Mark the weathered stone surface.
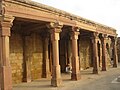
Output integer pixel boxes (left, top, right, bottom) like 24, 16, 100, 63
9, 32, 43, 84
106, 39, 112, 67
79, 38, 91, 70
10, 33, 24, 84
24, 33, 43, 80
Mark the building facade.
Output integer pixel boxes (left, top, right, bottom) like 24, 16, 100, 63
0, 0, 118, 90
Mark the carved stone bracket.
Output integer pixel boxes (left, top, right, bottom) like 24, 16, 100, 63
101, 34, 108, 44
70, 27, 80, 40
93, 32, 99, 38
91, 32, 99, 44
47, 22, 63, 41
111, 37, 117, 43
0, 15, 14, 36
47, 22, 63, 30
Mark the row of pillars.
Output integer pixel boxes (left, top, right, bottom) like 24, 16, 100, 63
92, 32, 118, 74
0, 15, 118, 90
47, 23, 118, 86
48, 23, 81, 86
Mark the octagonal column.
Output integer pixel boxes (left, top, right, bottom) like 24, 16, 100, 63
68, 40, 72, 66
0, 15, 14, 90
42, 33, 51, 78
70, 27, 81, 80
112, 37, 118, 67
92, 32, 99, 74
47, 22, 63, 87
23, 36, 31, 83
101, 34, 107, 71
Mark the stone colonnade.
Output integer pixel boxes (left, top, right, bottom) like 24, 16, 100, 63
0, 15, 118, 90
92, 32, 118, 74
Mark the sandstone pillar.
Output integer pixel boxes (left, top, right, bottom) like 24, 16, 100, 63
112, 37, 118, 67
71, 27, 81, 80
48, 22, 63, 87
101, 34, 107, 71
68, 40, 72, 66
92, 32, 99, 74
42, 33, 51, 78
0, 15, 14, 90
23, 36, 31, 82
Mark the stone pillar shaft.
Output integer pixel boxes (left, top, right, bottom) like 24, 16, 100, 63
92, 32, 99, 74
112, 38, 118, 67
23, 36, 31, 82
48, 22, 63, 87
68, 40, 72, 66
71, 28, 81, 80
0, 15, 14, 90
101, 35, 107, 71
43, 35, 51, 78
51, 32, 62, 86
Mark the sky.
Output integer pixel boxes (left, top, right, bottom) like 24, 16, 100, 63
32, 0, 120, 36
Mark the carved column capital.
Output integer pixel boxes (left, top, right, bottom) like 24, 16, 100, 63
101, 34, 108, 38
91, 32, 99, 44
101, 34, 108, 44
70, 27, 80, 40
0, 15, 14, 36
47, 22, 63, 33
93, 32, 99, 39
47, 22, 63, 41
111, 36, 117, 42
71, 26, 80, 32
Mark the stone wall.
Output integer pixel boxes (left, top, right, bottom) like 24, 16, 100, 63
59, 39, 67, 72
79, 37, 92, 70
25, 33, 43, 80
10, 33, 24, 84
10, 32, 43, 84
106, 39, 112, 67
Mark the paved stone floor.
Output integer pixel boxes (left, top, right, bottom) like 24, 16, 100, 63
13, 65, 120, 90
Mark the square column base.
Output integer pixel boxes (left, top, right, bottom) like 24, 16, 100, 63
0, 66, 12, 90
102, 67, 107, 71
51, 65, 62, 87
51, 78, 62, 87
93, 69, 99, 74
102, 56, 107, 71
71, 72, 81, 80
23, 78, 31, 83
113, 64, 117, 68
